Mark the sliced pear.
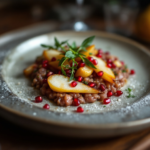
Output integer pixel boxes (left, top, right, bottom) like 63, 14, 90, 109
114, 60, 122, 67
75, 65, 93, 77
48, 74, 99, 93
24, 64, 37, 77
43, 50, 63, 61
92, 56, 115, 83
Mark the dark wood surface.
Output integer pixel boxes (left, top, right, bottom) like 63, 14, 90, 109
0, 6, 150, 150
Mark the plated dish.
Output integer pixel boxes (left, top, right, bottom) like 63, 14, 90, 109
24, 36, 135, 112
0, 26, 150, 138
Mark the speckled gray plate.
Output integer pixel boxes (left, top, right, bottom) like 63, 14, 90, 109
0, 22, 150, 138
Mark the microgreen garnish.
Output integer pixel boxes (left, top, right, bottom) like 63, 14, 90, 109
103, 106, 106, 108
41, 37, 68, 51
83, 81, 88, 85
49, 36, 96, 81
89, 52, 93, 55
114, 72, 118, 76
126, 88, 135, 98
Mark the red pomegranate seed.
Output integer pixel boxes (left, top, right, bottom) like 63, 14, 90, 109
73, 98, 80, 106
47, 71, 53, 77
42, 60, 48, 64
42, 63, 48, 68
77, 106, 84, 113
66, 69, 71, 74
111, 63, 116, 68
107, 91, 113, 97
43, 78, 47, 83
107, 63, 112, 68
88, 82, 95, 88
99, 84, 105, 91
58, 71, 62, 74
121, 61, 124, 65
130, 69, 135, 75
105, 51, 110, 55
88, 56, 94, 62
92, 59, 98, 65
77, 76, 83, 82
43, 104, 50, 109
103, 98, 111, 104
70, 81, 77, 87
96, 53, 102, 58
107, 59, 112, 64
79, 62, 85, 68
35, 96, 43, 103
51, 57, 56, 61
97, 71, 103, 77
98, 49, 103, 54
116, 90, 123, 96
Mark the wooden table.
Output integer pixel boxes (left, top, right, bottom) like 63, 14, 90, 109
0, 6, 150, 150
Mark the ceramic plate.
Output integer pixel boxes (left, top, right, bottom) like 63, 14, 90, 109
0, 22, 150, 138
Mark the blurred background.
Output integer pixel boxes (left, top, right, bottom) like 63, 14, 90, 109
0, 0, 150, 43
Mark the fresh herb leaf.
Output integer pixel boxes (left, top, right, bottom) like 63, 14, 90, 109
114, 72, 118, 76
71, 41, 77, 49
41, 44, 54, 49
84, 58, 96, 69
103, 106, 106, 108
89, 52, 93, 55
126, 88, 135, 98
54, 37, 60, 49
65, 51, 76, 59
80, 36, 95, 49
122, 70, 126, 73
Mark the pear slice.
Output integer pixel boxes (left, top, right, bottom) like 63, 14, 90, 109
92, 56, 115, 83
75, 65, 93, 77
43, 49, 63, 61
47, 74, 99, 93
24, 64, 37, 77
114, 60, 122, 67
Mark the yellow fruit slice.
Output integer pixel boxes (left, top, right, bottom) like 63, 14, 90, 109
75, 65, 93, 77
24, 64, 37, 77
92, 56, 115, 83
114, 60, 122, 67
43, 50, 63, 61
48, 74, 99, 93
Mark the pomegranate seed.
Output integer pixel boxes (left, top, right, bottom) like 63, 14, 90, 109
103, 98, 111, 104
130, 69, 135, 75
99, 84, 105, 91
73, 98, 80, 106
70, 81, 77, 87
58, 71, 62, 74
88, 56, 94, 62
77, 106, 84, 113
107, 91, 113, 97
51, 57, 56, 61
97, 71, 103, 77
105, 51, 110, 55
42, 63, 48, 68
35, 96, 43, 103
77, 76, 83, 82
107, 63, 112, 68
107, 59, 112, 64
98, 49, 103, 54
111, 63, 116, 68
92, 59, 98, 65
43, 104, 50, 109
47, 71, 53, 77
116, 90, 123, 96
88, 82, 95, 88
66, 69, 71, 74
121, 61, 124, 65
79, 62, 85, 68
96, 53, 102, 58
42, 60, 48, 64
43, 78, 47, 83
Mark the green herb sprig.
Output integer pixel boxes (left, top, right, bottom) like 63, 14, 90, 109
41, 36, 96, 81
126, 88, 135, 98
